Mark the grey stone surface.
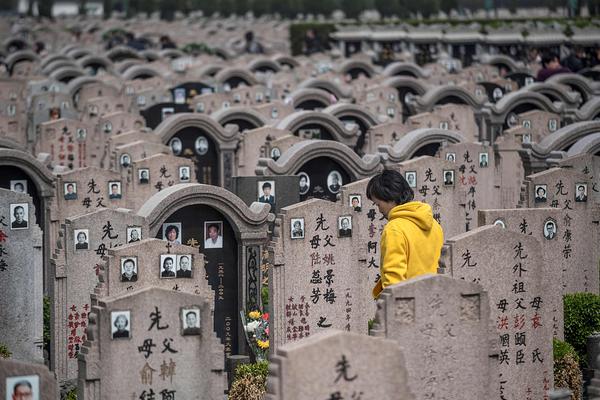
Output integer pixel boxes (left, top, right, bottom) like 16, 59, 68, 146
371, 274, 495, 400
588, 334, 600, 371
265, 330, 414, 400
0, 359, 58, 400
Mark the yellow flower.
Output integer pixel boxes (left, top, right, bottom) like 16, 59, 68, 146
257, 340, 269, 349
248, 310, 261, 320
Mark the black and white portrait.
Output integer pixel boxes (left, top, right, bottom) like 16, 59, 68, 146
195, 136, 208, 155
161, 107, 174, 121
493, 219, 506, 229
174, 88, 186, 104
137, 95, 146, 107
181, 308, 201, 335
88, 105, 98, 117
507, 112, 518, 128
522, 133, 531, 144
64, 182, 77, 200
162, 223, 182, 245
290, 218, 305, 239
76, 128, 87, 141
548, 119, 558, 132
445, 153, 456, 162
492, 88, 503, 101
338, 216, 352, 238
6, 375, 39, 400
350, 195, 362, 212
111, 311, 131, 339
298, 172, 310, 195
327, 171, 342, 194
575, 183, 588, 202
108, 181, 122, 200
405, 171, 417, 188
120, 257, 138, 282
160, 254, 176, 278
74, 229, 89, 250
138, 169, 150, 184
543, 220, 557, 240
522, 120, 531, 129
534, 185, 547, 203
10, 203, 28, 230
443, 170, 455, 186
10, 180, 27, 194
271, 108, 279, 119
179, 166, 191, 182
102, 122, 112, 134
258, 181, 275, 209
439, 121, 449, 130
196, 102, 205, 113
270, 147, 281, 161
204, 221, 223, 249
120, 153, 131, 168
479, 152, 489, 168
6, 103, 15, 117
176, 255, 193, 278
170, 137, 182, 156
127, 227, 142, 243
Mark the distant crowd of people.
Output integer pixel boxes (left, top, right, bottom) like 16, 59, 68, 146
536, 46, 600, 81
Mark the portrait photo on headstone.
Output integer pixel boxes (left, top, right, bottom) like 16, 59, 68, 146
548, 119, 558, 132
103, 121, 112, 134
257, 180, 275, 208
443, 169, 455, 186
179, 166, 191, 182
160, 254, 176, 278
478, 152, 489, 167
9, 203, 28, 230
111, 311, 131, 339
120, 256, 138, 282
64, 182, 77, 200
270, 146, 281, 161
74, 229, 89, 251
543, 219, 557, 240
575, 183, 588, 202
120, 153, 131, 168
522, 119, 531, 129
290, 217, 305, 239
127, 226, 142, 243
327, 170, 342, 194
522, 133, 531, 144
174, 88, 186, 104
534, 184, 547, 203
170, 137, 182, 156
176, 255, 193, 278
181, 307, 201, 335
445, 152, 456, 162
161, 107, 174, 121
349, 194, 362, 212
108, 181, 122, 200
9, 180, 27, 194
162, 222, 182, 245
338, 215, 352, 238
138, 169, 150, 184
195, 136, 208, 155
298, 172, 310, 195
5, 374, 39, 400
405, 171, 417, 188
76, 127, 86, 141
204, 221, 223, 249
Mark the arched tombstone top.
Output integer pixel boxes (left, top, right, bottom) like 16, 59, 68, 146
115, 59, 143, 74
77, 54, 114, 71
138, 183, 272, 241
382, 61, 428, 78
66, 76, 104, 99
289, 87, 334, 110
66, 47, 92, 59
153, 112, 239, 147
159, 48, 185, 59
547, 73, 598, 103
5, 49, 39, 73
338, 59, 377, 78
214, 67, 258, 87
525, 82, 582, 108
41, 59, 79, 75
413, 85, 486, 113
248, 58, 281, 73
297, 77, 352, 100
211, 106, 268, 128
0, 359, 57, 400
480, 54, 524, 73
60, 44, 80, 55
574, 96, 600, 122
0, 148, 55, 197
272, 54, 300, 69
40, 54, 71, 70
489, 90, 564, 123
255, 139, 382, 179
121, 64, 164, 81
323, 103, 382, 128
382, 76, 430, 95
104, 45, 142, 62
49, 66, 85, 83
0, 137, 26, 151
379, 128, 467, 163
139, 49, 161, 62
197, 63, 225, 78
566, 132, 600, 157
3, 37, 31, 52
526, 120, 600, 157
275, 110, 359, 144
212, 46, 232, 60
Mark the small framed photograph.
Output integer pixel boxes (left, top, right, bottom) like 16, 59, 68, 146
298, 172, 310, 195
162, 222, 182, 245
74, 229, 89, 251
127, 226, 142, 243
88, 105, 97, 117
271, 108, 279, 119
327, 170, 342, 194
405, 171, 417, 188
111, 311, 131, 339
349, 194, 362, 212
181, 307, 201, 335
522, 133, 531, 144
522, 120, 531, 129
439, 121, 449, 130
161, 107, 174, 121
160, 254, 176, 278
49, 107, 61, 120
258, 180, 275, 208
270, 147, 281, 161
170, 137, 182, 156
204, 221, 223, 249
445, 153, 456, 162
443, 170, 455, 186
76, 127, 87, 141
6, 375, 39, 400
493, 87, 503, 101
121, 257, 138, 282
6, 103, 15, 117
493, 219, 506, 229
176, 255, 193, 278
108, 181, 122, 200
195, 136, 208, 155
10, 203, 28, 230
10, 179, 27, 194
174, 88, 186, 104
290, 218, 305, 239
120, 153, 131, 168
103, 121, 112, 134
64, 182, 77, 200
478, 152, 489, 168
196, 102, 205, 113
543, 219, 557, 240
534, 185, 547, 203
506, 112, 518, 128
179, 166, 191, 182
548, 119, 558, 132
575, 183, 588, 202
338, 216, 352, 238
137, 95, 146, 107
138, 169, 150, 184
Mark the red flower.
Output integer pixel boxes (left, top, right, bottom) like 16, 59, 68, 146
262, 312, 269, 321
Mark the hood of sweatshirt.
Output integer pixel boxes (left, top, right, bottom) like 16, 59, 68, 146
387, 201, 434, 231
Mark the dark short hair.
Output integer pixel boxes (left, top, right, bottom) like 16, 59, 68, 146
207, 223, 219, 232
166, 225, 179, 236
578, 185, 585, 191
123, 258, 135, 267
111, 183, 118, 189
13, 205, 24, 214
186, 310, 197, 319
13, 380, 32, 393
163, 256, 174, 266
14, 182, 23, 189
366, 169, 414, 205
541, 52, 559, 67
262, 181, 272, 190
77, 231, 87, 239
67, 183, 74, 188
537, 187, 546, 194
351, 196, 359, 202
114, 314, 128, 327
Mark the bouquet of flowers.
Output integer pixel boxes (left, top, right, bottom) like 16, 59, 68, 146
241, 309, 270, 361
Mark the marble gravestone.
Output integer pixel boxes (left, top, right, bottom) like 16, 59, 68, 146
558, 154, 600, 205
37, 118, 95, 170
78, 287, 225, 400
441, 225, 554, 400
269, 199, 367, 350
0, 188, 43, 363
370, 275, 495, 400
265, 330, 414, 400
523, 167, 593, 211
0, 359, 58, 400
52, 208, 148, 383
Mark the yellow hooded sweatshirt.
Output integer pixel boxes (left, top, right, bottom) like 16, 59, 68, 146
372, 201, 444, 299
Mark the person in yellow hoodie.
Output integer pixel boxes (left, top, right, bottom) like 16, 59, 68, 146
367, 169, 444, 299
